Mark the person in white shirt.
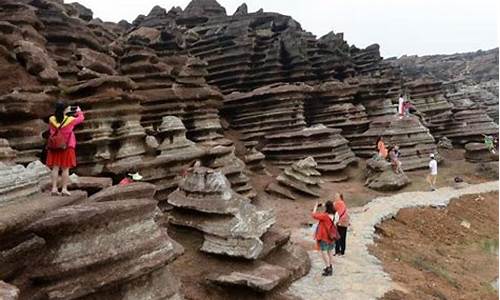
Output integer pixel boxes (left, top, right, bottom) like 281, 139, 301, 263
398, 94, 405, 118
427, 153, 438, 191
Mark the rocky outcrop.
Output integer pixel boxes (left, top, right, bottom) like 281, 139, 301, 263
243, 146, 266, 173
364, 158, 411, 191
168, 167, 274, 259
305, 81, 370, 136
0, 139, 16, 165
223, 83, 310, 147
0, 281, 19, 300
167, 166, 309, 293
349, 115, 438, 170
0, 89, 57, 164
262, 125, 357, 174
27, 199, 181, 299
266, 157, 323, 200
0, 161, 50, 206
464, 143, 498, 163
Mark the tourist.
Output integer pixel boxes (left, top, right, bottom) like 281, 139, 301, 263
333, 193, 350, 256
426, 153, 438, 191
119, 171, 143, 185
402, 100, 413, 117
46, 101, 84, 196
376, 136, 388, 160
398, 94, 405, 118
389, 145, 403, 174
483, 134, 496, 154
312, 200, 338, 276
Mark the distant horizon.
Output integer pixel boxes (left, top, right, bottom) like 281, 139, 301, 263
74, 0, 499, 58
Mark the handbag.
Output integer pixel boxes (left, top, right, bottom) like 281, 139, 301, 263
47, 117, 69, 150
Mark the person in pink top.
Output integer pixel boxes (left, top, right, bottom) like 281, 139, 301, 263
46, 101, 84, 196
334, 192, 350, 256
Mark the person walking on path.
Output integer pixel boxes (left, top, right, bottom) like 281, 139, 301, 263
376, 136, 388, 160
426, 153, 438, 191
46, 101, 84, 196
333, 193, 350, 256
312, 201, 338, 276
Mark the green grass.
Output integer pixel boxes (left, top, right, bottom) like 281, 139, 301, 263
411, 256, 460, 289
480, 238, 499, 255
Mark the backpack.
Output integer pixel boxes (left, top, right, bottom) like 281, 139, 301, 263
327, 217, 341, 241
47, 117, 69, 150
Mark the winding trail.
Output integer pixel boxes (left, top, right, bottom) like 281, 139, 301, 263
288, 181, 499, 300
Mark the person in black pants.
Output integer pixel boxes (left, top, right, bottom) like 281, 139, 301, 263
334, 192, 350, 255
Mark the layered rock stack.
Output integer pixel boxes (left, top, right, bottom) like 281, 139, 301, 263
243, 146, 266, 173
364, 158, 411, 191
62, 76, 147, 176
168, 167, 274, 258
167, 166, 310, 293
0, 89, 56, 164
223, 83, 310, 147
119, 29, 225, 143
262, 125, 357, 175
349, 115, 438, 170
0, 161, 49, 206
0, 139, 16, 165
305, 81, 370, 136
26, 198, 182, 299
464, 143, 498, 163
266, 156, 323, 200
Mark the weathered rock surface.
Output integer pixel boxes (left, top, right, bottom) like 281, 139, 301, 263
0, 281, 19, 300
349, 115, 438, 170
28, 199, 181, 300
168, 167, 273, 259
267, 157, 323, 200
210, 263, 291, 292
364, 159, 411, 191
464, 142, 499, 163
0, 161, 50, 206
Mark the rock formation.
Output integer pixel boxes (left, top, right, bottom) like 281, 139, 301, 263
168, 167, 274, 258
0, 160, 50, 206
349, 115, 438, 170
266, 156, 323, 200
364, 158, 411, 191
262, 125, 357, 174
464, 143, 499, 163
27, 199, 181, 299
167, 166, 310, 292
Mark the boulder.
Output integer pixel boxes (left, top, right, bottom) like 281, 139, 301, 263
168, 167, 274, 259
0, 281, 19, 300
364, 158, 411, 191
266, 157, 323, 200
210, 263, 291, 292
0, 161, 50, 207
465, 142, 498, 163
88, 182, 157, 202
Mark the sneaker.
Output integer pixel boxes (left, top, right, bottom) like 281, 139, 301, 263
322, 265, 333, 276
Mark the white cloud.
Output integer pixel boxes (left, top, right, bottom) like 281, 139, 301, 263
73, 0, 499, 57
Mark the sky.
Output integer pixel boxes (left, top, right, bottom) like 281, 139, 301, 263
74, 0, 499, 58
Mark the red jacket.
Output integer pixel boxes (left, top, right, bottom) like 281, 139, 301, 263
312, 212, 335, 243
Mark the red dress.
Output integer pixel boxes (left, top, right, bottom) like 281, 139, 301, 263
46, 148, 76, 168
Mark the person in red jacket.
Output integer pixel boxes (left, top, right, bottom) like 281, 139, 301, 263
46, 101, 84, 196
312, 200, 337, 276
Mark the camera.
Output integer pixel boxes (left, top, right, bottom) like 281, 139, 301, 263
317, 203, 323, 207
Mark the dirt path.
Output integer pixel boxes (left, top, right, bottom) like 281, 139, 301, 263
287, 181, 499, 300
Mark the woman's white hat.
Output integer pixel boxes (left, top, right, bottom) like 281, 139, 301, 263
128, 172, 143, 181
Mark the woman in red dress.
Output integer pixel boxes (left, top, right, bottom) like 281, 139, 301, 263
46, 101, 84, 196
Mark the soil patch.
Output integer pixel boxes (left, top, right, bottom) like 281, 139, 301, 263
370, 192, 499, 300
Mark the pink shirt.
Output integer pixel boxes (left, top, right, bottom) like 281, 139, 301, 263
49, 111, 85, 148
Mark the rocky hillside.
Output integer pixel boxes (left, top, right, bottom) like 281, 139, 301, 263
390, 48, 498, 82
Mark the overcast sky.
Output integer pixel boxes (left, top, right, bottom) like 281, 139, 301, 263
75, 0, 499, 58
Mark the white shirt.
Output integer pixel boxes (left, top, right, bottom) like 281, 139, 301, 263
398, 97, 404, 114
429, 159, 437, 175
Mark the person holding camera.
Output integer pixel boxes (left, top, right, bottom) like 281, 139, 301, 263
46, 101, 84, 196
312, 200, 338, 276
